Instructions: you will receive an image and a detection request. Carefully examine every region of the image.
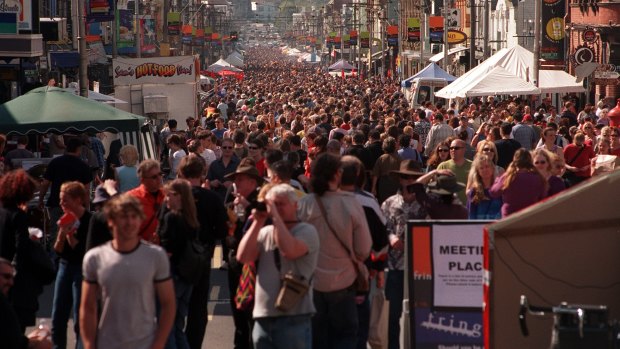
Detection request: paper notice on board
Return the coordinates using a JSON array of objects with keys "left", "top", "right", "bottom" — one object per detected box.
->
[{"left": 432, "top": 224, "right": 484, "bottom": 308}]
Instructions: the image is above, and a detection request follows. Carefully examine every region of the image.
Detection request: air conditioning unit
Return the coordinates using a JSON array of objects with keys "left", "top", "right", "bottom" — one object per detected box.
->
[{"left": 40, "top": 18, "right": 68, "bottom": 42}]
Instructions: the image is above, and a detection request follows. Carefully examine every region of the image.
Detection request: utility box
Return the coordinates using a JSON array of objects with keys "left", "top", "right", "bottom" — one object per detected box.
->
[{"left": 143, "top": 95, "right": 168, "bottom": 114}]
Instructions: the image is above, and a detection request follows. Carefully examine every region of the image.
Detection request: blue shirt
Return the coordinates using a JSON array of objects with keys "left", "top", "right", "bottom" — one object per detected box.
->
[{"left": 467, "top": 188, "right": 502, "bottom": 220}]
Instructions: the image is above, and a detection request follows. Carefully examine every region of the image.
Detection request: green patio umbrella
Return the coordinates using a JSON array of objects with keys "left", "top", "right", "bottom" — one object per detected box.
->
[{"left": 0, "top": 86, "right": 146, "bottom": 135}]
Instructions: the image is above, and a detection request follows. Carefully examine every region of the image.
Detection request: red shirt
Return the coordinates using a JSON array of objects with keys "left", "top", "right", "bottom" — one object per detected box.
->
[
  {"left": 563, "top": 144, "right": 595, "bottom": 178},
  {"left": 127, "top": 184, "right": 165, "bottom": 243}
]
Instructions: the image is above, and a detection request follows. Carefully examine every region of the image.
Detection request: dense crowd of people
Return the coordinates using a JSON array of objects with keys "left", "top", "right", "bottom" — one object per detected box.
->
[{"left": 0, "top": 46, "right": 618, "bottom": 349}]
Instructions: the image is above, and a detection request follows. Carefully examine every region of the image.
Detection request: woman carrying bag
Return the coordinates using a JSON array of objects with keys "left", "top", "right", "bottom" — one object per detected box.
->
[{"left": 297, "top": 153, "right": 372, "bottom": 349}]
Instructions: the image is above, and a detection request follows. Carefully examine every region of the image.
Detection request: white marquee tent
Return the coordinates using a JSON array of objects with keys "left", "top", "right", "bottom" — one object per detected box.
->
[{"left": 436, "top": 45, "right": 585, "bottom": 98}]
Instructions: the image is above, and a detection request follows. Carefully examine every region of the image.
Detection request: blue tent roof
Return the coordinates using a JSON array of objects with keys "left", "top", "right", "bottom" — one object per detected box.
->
[{"left": 401, "top": 62, "right": 457, "bottom": 87}]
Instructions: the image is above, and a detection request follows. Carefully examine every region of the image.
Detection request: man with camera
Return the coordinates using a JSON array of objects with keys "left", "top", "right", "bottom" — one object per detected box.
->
[{"left": 236, "top": 184, "right": 319, "bottom": 349}]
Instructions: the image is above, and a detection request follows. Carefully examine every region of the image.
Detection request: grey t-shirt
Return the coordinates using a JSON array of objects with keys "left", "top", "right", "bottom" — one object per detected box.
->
[
  {"left": 253, "top": 222, "right": 320, "bottom": 319},
  {"left": 83, "top": 241, "right": 171, "bottom": 349}
]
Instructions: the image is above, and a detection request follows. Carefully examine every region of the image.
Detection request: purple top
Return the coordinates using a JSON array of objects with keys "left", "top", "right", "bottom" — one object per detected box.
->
[
  {"left": 489, "top": 171, "right": 546, "bottom": 217},
  {"left": 547, "top": 176, "right": 566, "bottom": 197}
]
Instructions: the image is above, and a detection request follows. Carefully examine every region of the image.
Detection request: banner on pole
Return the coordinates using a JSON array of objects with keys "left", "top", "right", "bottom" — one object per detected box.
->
[
  {"left": 360, "top": 31, "right": 370, "bottom": 48},
  {"left": 387, "top": 25, "right": 398, "bottom": 47},
  {"left": 349, "top": 30, "right": 358, "bottom": 46},
  {"left": 541, "top": 0, "right": 566, "bottom": 66},
  {"left": 167, "top": 12, "right": 180, "bottom": 36},
  {"left": 407, "top": 18, "right": 420, "bottom": 42}
]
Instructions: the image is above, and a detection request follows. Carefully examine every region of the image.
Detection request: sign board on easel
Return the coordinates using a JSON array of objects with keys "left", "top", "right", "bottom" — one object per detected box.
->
[{"left": 406, "top": 221, "right": 491, "bottom": 349}]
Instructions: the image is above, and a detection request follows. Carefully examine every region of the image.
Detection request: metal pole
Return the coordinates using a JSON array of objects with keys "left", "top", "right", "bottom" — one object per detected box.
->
[
  {"left": 135, "top": 0, "right": 141, "bottom": 58},
  {"left": 443, "top": 3, "right": 448, "bottom": 71},
  {"left": 77, "top": 0, "right": 88, "bottom": 97},
  {"left": 533, "top": 0, "right": 541, "bottom": 86},
  {"left": 469, "top": 0, "right": 476, "bottom": 69},
  {"left": 112, "top": 0, "right": 118, "bottom": 58},
  {"left": 398, "top": 0, "right": 403, "bottom": 80},
  {"left": 483, "top": 0, "right": 490, "bottom": 59},
  {"left": 420, "top": 12, "right": 426, "bottom": 70}
]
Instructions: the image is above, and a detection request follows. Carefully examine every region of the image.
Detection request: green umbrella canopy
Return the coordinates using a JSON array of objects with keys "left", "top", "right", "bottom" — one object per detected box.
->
[{"left": 0, "top": 86, "right": 146, "bottom": 135}]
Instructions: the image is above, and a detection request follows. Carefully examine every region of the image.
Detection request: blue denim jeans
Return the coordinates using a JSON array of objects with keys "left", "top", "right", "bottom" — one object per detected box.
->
[
  {"left": 312, "top": 287, "right": 358, "bottom": 349},
  {"left": 165, "top": 274, "right": 193, "bottom": 349},
  {"left": 385, "top": 270, "right": 404, "bottom": 349},
  {"left": 253, "top": 315, "right": 312, "bottom": 349},
  {"left": 51, "top": 261, "right": 83, "bottom": 349}
]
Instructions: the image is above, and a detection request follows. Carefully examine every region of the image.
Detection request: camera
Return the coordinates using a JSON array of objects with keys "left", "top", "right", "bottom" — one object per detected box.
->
[{"left": 256, "top": 201, "right": 267, "bottom": 212}]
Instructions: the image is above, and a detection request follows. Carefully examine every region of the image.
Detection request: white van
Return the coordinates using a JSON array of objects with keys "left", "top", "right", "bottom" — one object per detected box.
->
[{"left": 408, "top": 77, "right": 449, "bottom": 109}]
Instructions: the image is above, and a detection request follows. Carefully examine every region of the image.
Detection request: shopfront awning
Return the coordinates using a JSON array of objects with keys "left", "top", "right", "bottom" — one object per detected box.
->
[
  {"left": 49, "top": 51, "right": 80, "bottom": 69},
  {"left": 428, "top": 46, "right": 469, "bottom": 63}
]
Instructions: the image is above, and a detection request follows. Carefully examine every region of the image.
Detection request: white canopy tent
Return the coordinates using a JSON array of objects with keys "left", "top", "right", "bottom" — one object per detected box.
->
[
  {"left": 225, "top": 54, "right": 244, "bottom": 67},
  {"left": 448, "top": 66, "right": 541, "bottom": 98},
  {"left": 436, "top": 45, "right": 585, "bottom": 98}
]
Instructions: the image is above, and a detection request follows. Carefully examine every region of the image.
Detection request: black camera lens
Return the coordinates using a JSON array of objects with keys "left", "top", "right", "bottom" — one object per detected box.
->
[{"left": 256, "top": 201, "right": 267, "bottom": 212}]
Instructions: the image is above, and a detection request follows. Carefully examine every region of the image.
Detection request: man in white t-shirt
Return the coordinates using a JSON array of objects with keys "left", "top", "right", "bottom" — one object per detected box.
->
[
  {"left": 217, "top": 98, "right": 229, "bottom": 121},
  {"left": 80, "top": 194, "right": 175, "bottom": 349}
]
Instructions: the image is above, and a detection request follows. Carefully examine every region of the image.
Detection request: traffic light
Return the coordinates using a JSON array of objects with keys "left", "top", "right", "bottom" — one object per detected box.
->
[{"left": 230, "top": 31, "right": 238, "bottom": 41}]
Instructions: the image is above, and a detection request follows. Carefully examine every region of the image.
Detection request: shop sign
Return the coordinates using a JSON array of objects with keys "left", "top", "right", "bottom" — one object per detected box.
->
[
  {"left": 0, "top": 0, "right": 32, "bottom": 30},
  {"left": 447, "top": 30, "right": 467, "bottom": 44},
  {"left": 582, "top": 29, "right": 596, "bottom": 43}
]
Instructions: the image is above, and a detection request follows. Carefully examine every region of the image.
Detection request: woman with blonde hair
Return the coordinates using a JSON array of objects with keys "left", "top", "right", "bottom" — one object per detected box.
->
[
  {"left": 489, "top": 149, "right": 547, "bottom": 217},
  {"left": 475, "top": 140, "right": 504, "bottom": 176},
  {"left": 532, "top": 148, "right": 565, "bottom": 196},
  {"left": 157, "top": 179, "right": 199, "bottom": 349},
  {"left": 116, "top": 144, "right": 140, "bottom": 192},
  {"left": 466, "top": 154, "right": 502, "bottom": 219}
]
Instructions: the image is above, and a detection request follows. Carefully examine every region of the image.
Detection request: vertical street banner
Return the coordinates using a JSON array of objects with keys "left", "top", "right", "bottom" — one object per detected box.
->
[
  {"left": 181, "top": 24, "right": 192, "bottom": 45},
  {"left": 350, "top": 30, "right": 358, "bottom": 46},
  {"left": 204, "top": 27, "right": 212, "bottom": 43},
  {"left": 429, "top": 16, "right": 444, "bottom": 44},
  {"left": 407, "top": 18, "right": 420, "bottom": 42},
  {"left": 334, "top": 36, "right": 341, "bottom": 49},
  {"left": 117, "top": 9, "right": 135, "bottom": 48},
  {"left": 407, "top": 221, "right": 488, "bottom": 349},
  {"left": 387, "top": 25, "right": 399, "bottom": 47},
  {"left": 343, "top": 34, "right": 350, "bottom": 49},
  {"left": 167, "top": 12, "right": 180, "bottom": 36},
  {"left": 193, "top": 28, "right": 205, "bottom": 46},
  {"left": 140, "top": 18, "right": 157, "bottom": 54},
  {"left": 541, "top": 0, "right": 566, "bottom": 66},
  {"left": 360, "top": 31, "right": 370, "bottom": 48},
  {"left": 88, "top": 0, "right": 114, "bottom": 22}
]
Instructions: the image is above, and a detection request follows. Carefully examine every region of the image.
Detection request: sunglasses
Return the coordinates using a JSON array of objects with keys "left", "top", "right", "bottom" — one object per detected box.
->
[
  {"left": 144, "top": 173, "right": 162, "bottom": 180},
  {"left": 221, "top": 146, "right": 233, "bottom": 149},
  {"left": 534, "top": 161, "right": 547, "bottom": 165},
  {"left": 482, "top": 148, "right": 494, "bottom": 153},
  {"left": 248, "top": 146, "right": 259, "bottom": 150},
  {"left": 449, "top": 146, "right": 464, "bottom": 150}
]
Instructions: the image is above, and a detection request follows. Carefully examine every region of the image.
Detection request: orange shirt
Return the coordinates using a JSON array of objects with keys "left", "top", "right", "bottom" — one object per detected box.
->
[{"left": 127, "top": 184, "right": 165, "bottom": 243}]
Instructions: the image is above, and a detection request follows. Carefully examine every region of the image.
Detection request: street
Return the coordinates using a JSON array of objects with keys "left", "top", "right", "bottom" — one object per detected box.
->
[{"left": 32, "top": 246, "right": 235, "bottom": 348}]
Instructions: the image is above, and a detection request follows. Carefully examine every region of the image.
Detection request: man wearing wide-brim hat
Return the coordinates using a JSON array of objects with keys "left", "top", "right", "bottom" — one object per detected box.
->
[
  {"left": 413, "top": 169, "right": 469, "bottom": 219},
  {"left": 383, "top": 159, "right": 427, "bottom": 349},
  {"left": 223, "top": 159, "right": 263, "bottom": 349}
]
